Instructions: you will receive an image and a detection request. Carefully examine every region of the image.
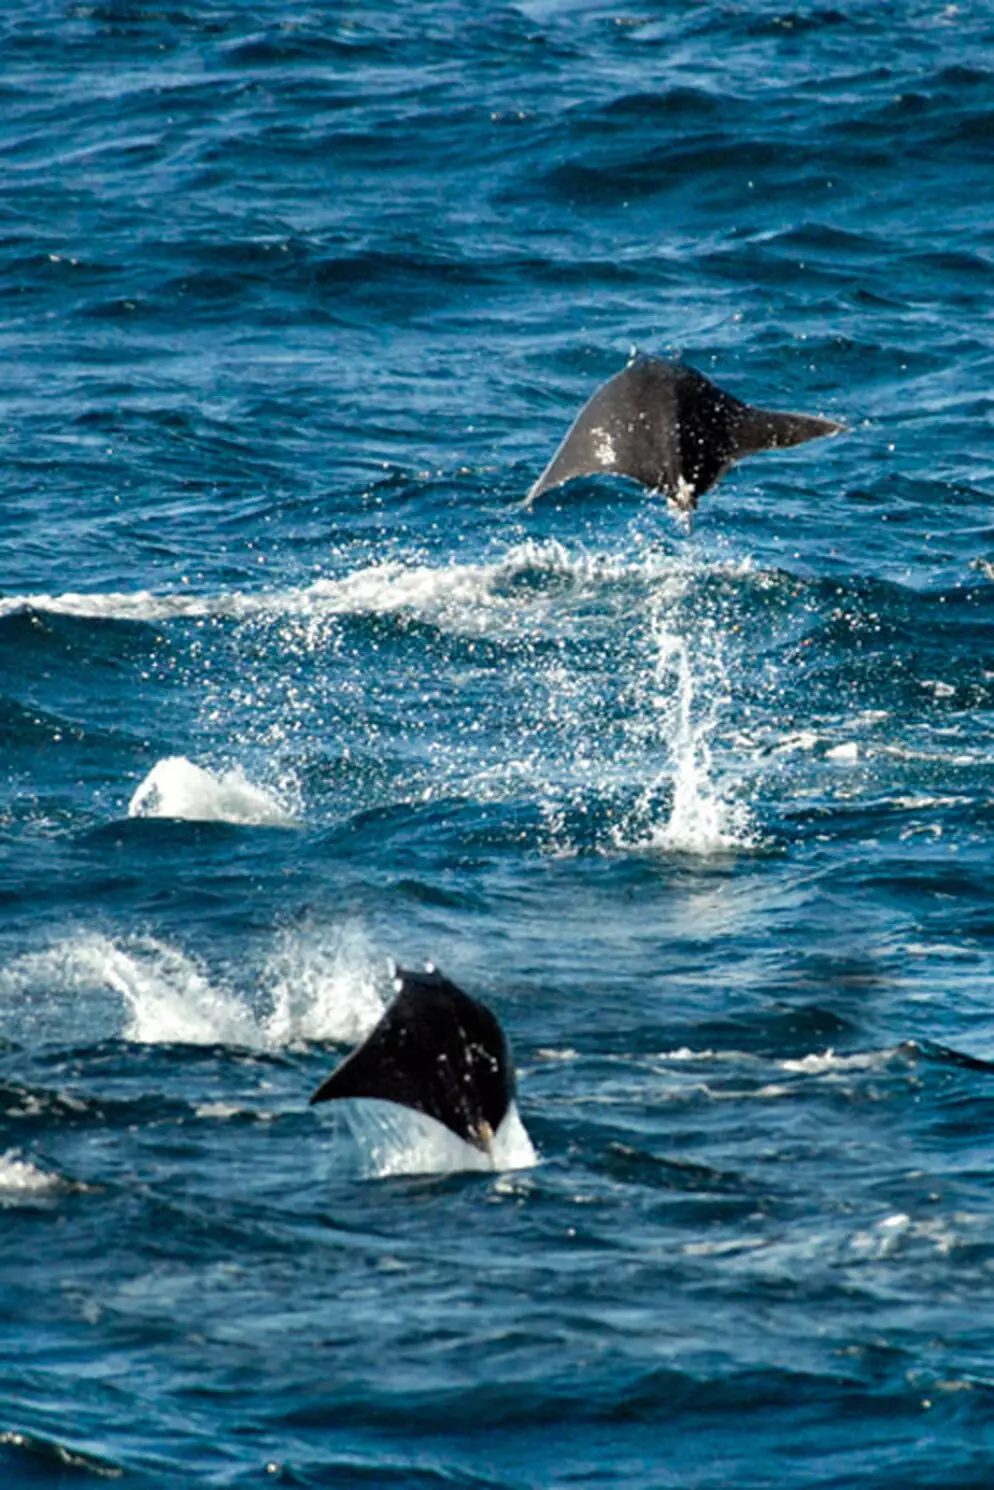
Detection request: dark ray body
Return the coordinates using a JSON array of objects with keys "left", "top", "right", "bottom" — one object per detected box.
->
[
  {"left": 310, "top": 966, "right": 513, "bottom": 1151},
  {"left": 526, "top": 353, "right": 843, "bottom": 509}
]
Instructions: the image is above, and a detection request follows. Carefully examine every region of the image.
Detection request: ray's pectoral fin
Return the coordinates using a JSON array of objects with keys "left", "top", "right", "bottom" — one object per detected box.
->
[
  {"left": 309, "top": 965, "right": 514, "bottom": 1152},
  {"left": 734, "top": 405, "right": 844, "bottom": 458}
]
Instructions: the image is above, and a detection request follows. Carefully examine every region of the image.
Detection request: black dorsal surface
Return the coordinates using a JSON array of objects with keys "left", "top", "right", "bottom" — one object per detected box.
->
[
  {"left": 309, "top": 966, "right": 514, "bottom": 1151},
  {"left": 526, "top": 353, "right": 842, "bottom": 509}
]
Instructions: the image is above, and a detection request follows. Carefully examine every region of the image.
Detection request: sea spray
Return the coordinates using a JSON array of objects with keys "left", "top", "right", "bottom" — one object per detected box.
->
[
  {"left": 262, "top": 924, "right": 385, "bottom": 1047},
  {"left": 48, "top": 542, "right": 758, "bottom": 857},
  {"left": 82, "top": 936, "right": 260, "bottom": 1046},
  {"left": 616, "top": 592, "right": 756, "bottom": 855}
]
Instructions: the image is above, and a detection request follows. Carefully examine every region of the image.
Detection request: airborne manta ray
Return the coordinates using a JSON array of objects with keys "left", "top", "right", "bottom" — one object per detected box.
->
[
  {"left": 309, "top": 965, "right": 515, "bottom": 1153},
  {"left": 525, "top": 352, "right": 844, "bottom": 511}
]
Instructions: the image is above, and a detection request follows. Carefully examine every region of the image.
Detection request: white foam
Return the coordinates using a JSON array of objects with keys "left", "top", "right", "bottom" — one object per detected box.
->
[
  {"left": 128, "top": 757, "right": 296, "bottom": 827},
  {"left": 659, "top": 1047, "right": 721, "bottom": 1062},
  {"left": 194, "top": 1102, "right": 245, "bottom": 1120},
  {"left": 0, "top": 588, "right": 220, "bottom": 622},
  {"left": 0, "top": 1150, "right": 64, "bottom": 1195},
  {"left": 774, "top": 730, "right": 820, "bottom": 754},
  {"left": 0, "top": 544, "right": 565, "bottom": 632},
  {"left": 779, "top": 1048, "right": 891, "bottom": 1075},
  {"left": 0, "top": 540, "right": 716, "bottom": 642},
  {"left": 337, "top": 1099, "right": 538, "bottom": 1178}
]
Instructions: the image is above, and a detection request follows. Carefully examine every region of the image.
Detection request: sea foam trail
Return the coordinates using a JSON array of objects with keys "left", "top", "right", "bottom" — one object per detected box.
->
[{"left": 128, "top": 756, "right": 296, "bottom": 827}]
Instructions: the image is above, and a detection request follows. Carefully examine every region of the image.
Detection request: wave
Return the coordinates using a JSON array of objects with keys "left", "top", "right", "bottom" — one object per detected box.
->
[{"left": 0, "top": 1428, "right": 124, "bottom": 1482}]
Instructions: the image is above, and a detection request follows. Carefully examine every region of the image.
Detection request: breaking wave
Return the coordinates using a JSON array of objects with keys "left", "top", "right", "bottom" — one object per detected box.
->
[{"left": 0, "top": 1151, "right": 68, "bottom": 1199}]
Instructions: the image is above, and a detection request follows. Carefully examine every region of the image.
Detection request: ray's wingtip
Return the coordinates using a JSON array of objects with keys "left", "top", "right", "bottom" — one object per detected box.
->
[{"left": 308, "top": 1077, "right": 331, "bottom": 1106}]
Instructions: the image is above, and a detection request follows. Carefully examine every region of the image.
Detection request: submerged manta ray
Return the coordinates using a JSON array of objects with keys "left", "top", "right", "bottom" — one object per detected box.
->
[
  {"left": 310, "top": 965, "right": 514, "bottom": 1152},
  {"left": 525, "top": 352, "right": 843, "bottom": 510}
]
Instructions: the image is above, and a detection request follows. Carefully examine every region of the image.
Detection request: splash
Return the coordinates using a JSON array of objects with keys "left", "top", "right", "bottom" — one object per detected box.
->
[
  {"left": 649, "top": 635, "right": 751, "bottom": 853},
  {"left": 2, "top": 927, "right": 385, "bottom": 1050},
  {"left": 0, "top": 1151, "right": 66, "bottom": 1197},
  {"left": 128, "top": 756, "right": 296, "bottom": 827},
  {"left": 617, "top": 602, "right": 755, "bottom": 855},
  {"left": 262, "top": 924, "right": 385, "bottom": 1047},
  {"left": 76, "top": 935, "right": 260, "bottom": 1046},
  {"left": 337, "top": 1099, "right": 538, "bottom": 1178},
  {"left": 10, "top": 540, "right": 759, "bottom": 860},
  {"left": 3, "top": 927, "right": 534, "bottom": 1178}
]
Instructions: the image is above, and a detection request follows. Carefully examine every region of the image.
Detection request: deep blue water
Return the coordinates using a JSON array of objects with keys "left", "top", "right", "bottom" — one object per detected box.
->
[{"left": 3, "top": 1, "right": 994, "bottom": 1484}]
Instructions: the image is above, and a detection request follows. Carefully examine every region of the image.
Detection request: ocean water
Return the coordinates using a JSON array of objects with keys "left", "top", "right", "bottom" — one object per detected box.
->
[{"left": 3, "top": 0, "right": 994, "bottom": 1484}]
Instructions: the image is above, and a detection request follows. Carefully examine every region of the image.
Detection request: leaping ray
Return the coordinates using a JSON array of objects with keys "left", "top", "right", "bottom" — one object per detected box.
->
[
  {"left": 309, "top": 965, "right": 514, "bottom": 1153},
  {"left": 525, "top": 353, "right": 843, "bottom": 511}
]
